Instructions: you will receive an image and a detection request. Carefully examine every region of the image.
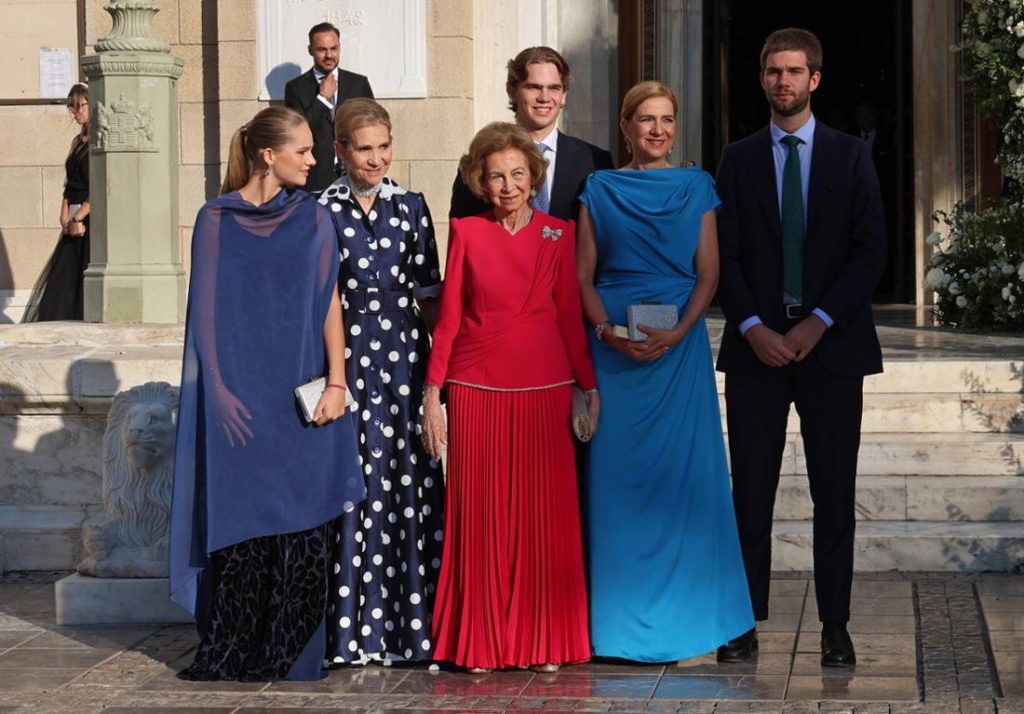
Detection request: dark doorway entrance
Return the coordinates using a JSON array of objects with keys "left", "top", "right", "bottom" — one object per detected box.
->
[{"left": 704, "top": 0, "right": 914, "bottom": 302}]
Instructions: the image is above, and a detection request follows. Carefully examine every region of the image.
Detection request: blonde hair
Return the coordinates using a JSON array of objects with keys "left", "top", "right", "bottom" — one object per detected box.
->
[
  {"left": 334, "top": 98, "right": 392, "bottom": 145},
  {"left": 458, "top": 122, "right": 546, "bottom": 201},
  {"left": 620, "top": 81, "right": 678, "bottom": 123},
  {"left": 221, "top": 107, "right": 307, "bottom": 194}
]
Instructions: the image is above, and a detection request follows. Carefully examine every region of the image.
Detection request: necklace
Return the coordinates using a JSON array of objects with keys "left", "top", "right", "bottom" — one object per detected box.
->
[
  {"left": 351, "top": 181, "right": 381, "bottom": 199},
  {"left": 498, "top": 207, "right": 533, "bottom": 234}
]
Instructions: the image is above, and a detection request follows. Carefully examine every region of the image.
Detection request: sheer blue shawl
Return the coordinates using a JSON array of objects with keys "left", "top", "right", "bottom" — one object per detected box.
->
[{"left": 170, "top": 188, "right": 364, "bottom": 616}]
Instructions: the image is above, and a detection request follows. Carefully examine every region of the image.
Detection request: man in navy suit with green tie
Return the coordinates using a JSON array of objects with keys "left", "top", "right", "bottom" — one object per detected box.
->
[{"left": 714, "top": 28, "right": 887, "bottom": 668}]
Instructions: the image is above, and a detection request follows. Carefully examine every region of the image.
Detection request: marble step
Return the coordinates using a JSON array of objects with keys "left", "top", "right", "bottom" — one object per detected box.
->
[
  {"left": 718, "top": 392, "right": 1024, "bottom": 434},
  {"left": 711, "top": 358, "right": 1024, "bottom": 395},
  {"left": 727, "top": 432, "right": 1024, "bottom": 477},
  {"left": 0, "top": 505, "right": 92, "bottom": 572},
  {"left": 774, "top": 475, "right": 1024, "bottom": 522},
  {"left": 772, "top": 520, "right": 1024, "bottom": 572}
]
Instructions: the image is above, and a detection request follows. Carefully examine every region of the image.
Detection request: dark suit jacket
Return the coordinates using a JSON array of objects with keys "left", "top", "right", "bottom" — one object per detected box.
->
[
  {"left": 715, "top": 121, "right": 887, "bottom": 377},
  {"left": 284, "top": 68, "right": 374, "bottom": 192},
  {"left": 448, "top": 131, "right": 614, "bottom": 220}
]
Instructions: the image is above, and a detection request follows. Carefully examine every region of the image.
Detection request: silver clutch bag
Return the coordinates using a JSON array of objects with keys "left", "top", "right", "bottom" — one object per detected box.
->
[
  {"left": 295, "top": 377, "right": 356, "bottom": 423},
  {"left": 571, "top": 386, "right": 592, "bottom": 442},
  {"left": 626, "top": 303, "right": 678, "bottom": 341}
]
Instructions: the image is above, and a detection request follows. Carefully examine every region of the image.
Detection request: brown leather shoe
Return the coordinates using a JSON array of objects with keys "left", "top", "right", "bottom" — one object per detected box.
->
[{"left": 716, "top": 628, "right": 758, "bottom": 663}]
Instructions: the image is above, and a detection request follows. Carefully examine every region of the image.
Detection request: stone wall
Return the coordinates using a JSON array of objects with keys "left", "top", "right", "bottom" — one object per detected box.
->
[{"left": 0, "top": 0, "right": 482, "bottom": 322}]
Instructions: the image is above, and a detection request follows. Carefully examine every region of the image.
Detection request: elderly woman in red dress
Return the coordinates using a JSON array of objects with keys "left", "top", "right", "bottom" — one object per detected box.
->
[{"left": 421, "top": 122, "right": 598, "bottom": 674}]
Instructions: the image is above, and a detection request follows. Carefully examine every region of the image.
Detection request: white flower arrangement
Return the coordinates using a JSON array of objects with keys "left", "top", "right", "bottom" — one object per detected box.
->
[
  {"left": 926, "top": 1, "right": 1024, "bottom": 330},
  {"left": 927, "top": 201, "right": 1024, "bottom": 330},
  {"left": 958, "top": 0, "right": 1024, "bottom": 181}
]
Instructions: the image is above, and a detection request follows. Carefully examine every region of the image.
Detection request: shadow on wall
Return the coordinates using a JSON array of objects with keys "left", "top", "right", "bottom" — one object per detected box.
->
[
  {"left": 0, "top": 228, "right": 14, "bottom": 324},
  {"left": 265, "top": 62, "right": 303, "bottom": 104}
]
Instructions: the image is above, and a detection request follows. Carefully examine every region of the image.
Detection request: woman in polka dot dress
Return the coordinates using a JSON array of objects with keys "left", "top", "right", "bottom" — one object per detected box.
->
[{"left": 318, "top": 99, "right": 445, "bottom": 665}]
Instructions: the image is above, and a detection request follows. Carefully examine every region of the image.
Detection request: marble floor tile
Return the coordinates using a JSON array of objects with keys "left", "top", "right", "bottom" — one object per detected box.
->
[
  {"left": 791, "top": 652, "right": 917, "bottom": 676},
  {"left": 653, "top": 674, "right": 787, "bottom": 700},
  {"left": 980, "top": 596, "right": 1024, "bottom": 613},
  {"left": 520, "top": 673, "right": 660, "bottom": 699},
  {"left": 1001, "top": 676, "right": 1024, "bottom": 698},
  {"left": 0, "top": 666, "right": 83, "bottom": 690},
  {"left": 784, "top": 674, "right": 919, "bottom": 701},
  {"left": 995, "top": 652, "right": 1024, "bottom": 678},
  {"left": 990, "top": 631, "right": 1024, "bottom": 651},
  {"left": 769, "top": 581, "right": 811, "bottom": 598},
  {"left": 103, "top": 709, "right": 238, "bottom": 713},
  {"left": 759, "top": 612, "right": 802, "bottom": 633},
  {"left": 0, "top": 630, "right": 41, "bottom": 649},
  {"left": 573, "top": 660, "right": 666, "bottom": 675},
  {"left": 0, "top": 647, "right": 114, "bottom": 668},
  {"left": 850, "top": 581, "right": 913, "bottom": 599},
  {"left": 983, "top": 613, "right": 1024, "bottom": 632},
  {"left": 804, "top": 597, "right": 915, "bottom": 617},
  {"left": 845, "top": 615, "right": 916, "bottom": 634},
  {"left": 391, "top": 671, "right": 531, "bottom": 696},
  {"left": 795, "top": 632, "right": 915, "bottom": 655},
  {"left": 978, "top": 579, "right": 1024, "bottom": 597},
  {"left": 755, "top": 632, "right": 798, "bottom": 654},
  {"left": 137, "top": 667, "right": 270, "bottom": 693},
  {"left": 268, "top": 667, "right": 411, "bottom": 695},
  {"left": 766, "top": 596, "right": 807, "bottom": 614},
  {"left": 675, "top": 653, "right": 791, "bottom": 676},
  {"left": 24, "top": 626, "right": 159, "bottom": 649}
]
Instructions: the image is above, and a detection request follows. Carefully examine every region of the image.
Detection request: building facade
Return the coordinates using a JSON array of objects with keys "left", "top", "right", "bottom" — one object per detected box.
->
[{"left": 0, "top": 0, "right": 977, "bottom": 321}]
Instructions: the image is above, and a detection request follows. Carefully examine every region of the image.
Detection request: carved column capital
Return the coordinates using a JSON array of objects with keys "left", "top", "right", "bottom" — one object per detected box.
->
[{"left": 95, "top": 0, "right": 170, "bottom": 54}]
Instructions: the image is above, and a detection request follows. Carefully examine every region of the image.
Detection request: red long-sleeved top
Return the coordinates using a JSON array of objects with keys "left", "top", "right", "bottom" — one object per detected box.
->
[{"left": 426, "top": 212, "right": 597, "bottom": 392}]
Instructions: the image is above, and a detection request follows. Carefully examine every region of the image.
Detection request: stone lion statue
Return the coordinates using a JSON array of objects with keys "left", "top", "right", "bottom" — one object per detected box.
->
[{"left": 78, "top": 382, "right": 179, "bottom": 578}]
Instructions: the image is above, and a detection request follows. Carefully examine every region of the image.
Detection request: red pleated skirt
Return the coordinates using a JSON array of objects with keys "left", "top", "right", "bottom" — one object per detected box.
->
[{"left": 431, "top": 383, "right": 590, "bottom": 669}]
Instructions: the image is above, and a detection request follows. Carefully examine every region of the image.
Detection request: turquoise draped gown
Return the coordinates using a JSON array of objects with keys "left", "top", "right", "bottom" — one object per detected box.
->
[{"left": 581, "top": 168, "right": 754, "bottom": 662}]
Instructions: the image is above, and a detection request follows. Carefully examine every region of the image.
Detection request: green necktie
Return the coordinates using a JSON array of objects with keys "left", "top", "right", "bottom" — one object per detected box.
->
[{"left": 780, "top": 135, "right": 804, "bottom": 298}]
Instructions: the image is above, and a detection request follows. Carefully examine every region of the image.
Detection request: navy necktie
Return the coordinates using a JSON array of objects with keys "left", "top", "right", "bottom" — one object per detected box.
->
[
  {"left": 534, "top": 142, "right": 552, "bottom": 214},
  {"left": 780, "top": 135, "right": 805, "bottom": 299}
]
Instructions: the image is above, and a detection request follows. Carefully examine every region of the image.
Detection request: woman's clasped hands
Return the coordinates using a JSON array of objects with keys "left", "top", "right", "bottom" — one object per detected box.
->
[{"left": 606, "top": 323, "right": 685, "bottom": 363}]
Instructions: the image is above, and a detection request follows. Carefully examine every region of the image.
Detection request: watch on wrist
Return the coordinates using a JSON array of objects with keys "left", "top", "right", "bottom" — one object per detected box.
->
[{"left": 594, "top": 321, "right": 613, "bottom": 341}]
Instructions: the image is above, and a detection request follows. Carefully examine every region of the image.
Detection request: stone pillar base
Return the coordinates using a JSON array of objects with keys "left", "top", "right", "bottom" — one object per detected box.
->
[
  {"left": 83, "top": 266, "right": 186, "bottom": 323},
  {"left": 55, "top": 573, "right": 193, "bottom": 625}
]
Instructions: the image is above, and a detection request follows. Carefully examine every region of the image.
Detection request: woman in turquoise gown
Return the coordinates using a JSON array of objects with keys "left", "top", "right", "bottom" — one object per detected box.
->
[{"left": 577, "top": 81, "right": 754, "bottom": 662}]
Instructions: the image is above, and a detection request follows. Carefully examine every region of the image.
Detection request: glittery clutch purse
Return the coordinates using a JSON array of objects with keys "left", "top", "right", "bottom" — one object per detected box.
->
[
  {"left": 571, "top": 386, "right": 592, "bottom": 442},
  {"left": 295, "top": 377, "right": 355, "bottom": 423},
  {"left": 626, "top": 303, "right": 678, "bottom": 341}
]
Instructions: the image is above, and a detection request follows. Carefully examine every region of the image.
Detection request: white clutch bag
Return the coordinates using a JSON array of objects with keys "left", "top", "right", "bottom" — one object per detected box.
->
[
  {"left": 571, "top": 386, "right": 592, "bottom": 442},
  {"left": 626, "top": 303, "right": 678, "bottom": 341},
  {"left": 295, "top": 377, "right": 356, "bottom": 423}
]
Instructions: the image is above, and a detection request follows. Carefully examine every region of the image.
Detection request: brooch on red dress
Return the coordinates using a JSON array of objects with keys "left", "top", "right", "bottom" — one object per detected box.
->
[{"left": 541, "top": 226, "right": 562, "bottom": 241}]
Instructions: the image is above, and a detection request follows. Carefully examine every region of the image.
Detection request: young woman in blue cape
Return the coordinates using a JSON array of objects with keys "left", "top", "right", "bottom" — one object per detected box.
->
[{"left": 169, "top": 107, "right": 364, "bottom": 681}]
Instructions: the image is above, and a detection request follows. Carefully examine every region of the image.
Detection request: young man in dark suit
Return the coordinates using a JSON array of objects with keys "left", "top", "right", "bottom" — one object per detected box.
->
[
  {"left": 449, "top": 46, "right": 614, "bottom": 221},
  {"left": 284, "top": 23, "right": 374, "bottom": 193},
  {"left": 714, "top": 28, "right": 887, "bottom": 668}
]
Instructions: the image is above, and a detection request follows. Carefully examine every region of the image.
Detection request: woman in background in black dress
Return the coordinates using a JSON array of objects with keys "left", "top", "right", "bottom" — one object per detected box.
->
[{"left": 23, "top": 83, "right": 91, "bottom": 322}]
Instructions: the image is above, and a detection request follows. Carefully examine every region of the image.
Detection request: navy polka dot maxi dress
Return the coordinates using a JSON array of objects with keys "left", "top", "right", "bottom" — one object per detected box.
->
[{"left": 318, "top": 176, "right": 445, "bottom": 665}]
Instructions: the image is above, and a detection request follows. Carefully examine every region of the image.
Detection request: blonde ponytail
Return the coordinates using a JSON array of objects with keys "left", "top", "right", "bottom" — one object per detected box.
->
[{"left": 221, "top": 124, "right": 251, "bottom": 194}]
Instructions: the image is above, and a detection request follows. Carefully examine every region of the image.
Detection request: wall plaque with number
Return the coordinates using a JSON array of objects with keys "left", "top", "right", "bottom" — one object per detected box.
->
[{"left": 258, "top": 0, "right": 427, "bottom": 101}]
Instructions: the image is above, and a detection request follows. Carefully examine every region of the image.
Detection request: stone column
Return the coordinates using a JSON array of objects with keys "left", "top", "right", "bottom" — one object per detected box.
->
[{"left": 81, "top": 0, "right": 186, "bottom": 323}]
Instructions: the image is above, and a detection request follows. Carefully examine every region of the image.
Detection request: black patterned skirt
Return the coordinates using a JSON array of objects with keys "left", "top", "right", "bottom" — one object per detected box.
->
[{"left": 178, "top": 523, "right": 329, "bottom": 682}]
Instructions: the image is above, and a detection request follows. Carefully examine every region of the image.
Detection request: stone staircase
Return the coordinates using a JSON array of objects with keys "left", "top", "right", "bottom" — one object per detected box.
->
[
  {"left": 732, "top": 356, "right": 1024, "bottom": 572},
  {"left": 0, "top": 320, "right": 1022, "bottom": 573}
]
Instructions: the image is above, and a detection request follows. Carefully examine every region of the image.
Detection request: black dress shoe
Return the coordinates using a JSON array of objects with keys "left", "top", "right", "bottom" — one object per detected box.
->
[
  {"left": 716, "top": 628, "right": 758, "bottom": 663},
  {"left": 821, "top": 623, "right": 856, "bottom": 667}
]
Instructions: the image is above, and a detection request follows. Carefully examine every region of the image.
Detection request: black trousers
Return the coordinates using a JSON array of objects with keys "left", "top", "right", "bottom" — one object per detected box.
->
[{"left": 724, "top": 356, "right": 864, "bottom": 624}]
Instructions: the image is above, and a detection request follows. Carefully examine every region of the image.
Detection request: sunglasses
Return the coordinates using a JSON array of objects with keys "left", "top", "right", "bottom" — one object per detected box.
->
[{"left": 66, "top": 102, "right": 87, "bottom": 110}]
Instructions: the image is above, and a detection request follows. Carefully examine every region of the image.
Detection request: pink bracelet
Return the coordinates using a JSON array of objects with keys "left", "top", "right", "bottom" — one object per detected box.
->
[{"left": 326, "top": 383, "right": 346, "bottom": 391}]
